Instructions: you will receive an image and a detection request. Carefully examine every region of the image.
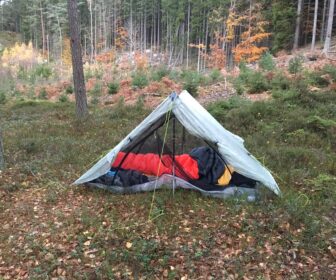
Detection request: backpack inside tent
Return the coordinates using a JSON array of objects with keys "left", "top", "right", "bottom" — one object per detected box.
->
[{"left": 74, "top": 91, "right": 281, "bottom": 200}]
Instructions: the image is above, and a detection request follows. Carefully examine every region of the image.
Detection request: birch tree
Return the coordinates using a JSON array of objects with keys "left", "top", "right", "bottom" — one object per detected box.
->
[
  {"left": 0, "top": 129, "right": 5, "bottom": 170},
  {"left": 311, "top": 0, "right": 319, "bottom": 50},
  {"left": 293, "top": 0, "right": 303, "bottom": 50},
  {"left": 323, "top": 0, "right": 335, "bottom": 54}
]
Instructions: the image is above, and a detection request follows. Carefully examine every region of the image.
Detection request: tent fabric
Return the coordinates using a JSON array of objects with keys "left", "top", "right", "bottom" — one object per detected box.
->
[
  {"left": 86, "top": 174, "right": 258, "bottom": 201},
  {"left": 74, "top": 90, "right": 280, "bottom": 195}
]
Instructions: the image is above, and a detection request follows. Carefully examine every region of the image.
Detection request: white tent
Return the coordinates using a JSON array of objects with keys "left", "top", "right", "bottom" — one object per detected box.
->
[{"left": 74, "top": 91, "right": 280, "bottom": 196}]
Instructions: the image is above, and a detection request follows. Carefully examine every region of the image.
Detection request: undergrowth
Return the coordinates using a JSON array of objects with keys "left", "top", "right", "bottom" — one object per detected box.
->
[{"left": 0, "top": 83, "right": 335, "bottom": 278}]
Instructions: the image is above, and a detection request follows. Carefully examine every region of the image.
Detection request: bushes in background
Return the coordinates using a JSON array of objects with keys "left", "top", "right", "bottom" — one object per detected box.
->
[
  {"left": 108, "top": 81, "right": 120, "bottom": 95},
  {"left": 132, "top": 72, "right": 149, "bottom": 89},
  {"left": 208, "top": 69, "right": 222, "bottom": 83},
  {"left": 0, "top": 91, "right": 7, "bottom": 104},
  {"left": 232, "top": 63, "right": 270, "bottom": 94},
  {"left": 35, "top": 63, "right": 53, "bottom": 79},
  {"left": 181, "top": 70, "right": 203, "bottom": 97},
  {"left": 259, "top": 52, "right": 275, "bottom": 71},
  {"left": 288, "top": 55, "right": 304, "bottom": 74},
  {"left": 151, "top": 66, "right": 170, "bottom": 81}
]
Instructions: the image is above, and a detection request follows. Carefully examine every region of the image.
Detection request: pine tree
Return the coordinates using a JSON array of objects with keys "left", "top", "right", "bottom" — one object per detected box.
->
[{"left": 67, "top": 0, "right": 88, "bottom": 120}]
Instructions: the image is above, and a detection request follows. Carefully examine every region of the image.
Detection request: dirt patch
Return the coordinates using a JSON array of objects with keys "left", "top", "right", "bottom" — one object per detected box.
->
[
  {"left": 198, "top": 82, "right": 235, "bottom": 105},
  {"left": 245, "top": 92, "right": 272, "bottom": 102}
]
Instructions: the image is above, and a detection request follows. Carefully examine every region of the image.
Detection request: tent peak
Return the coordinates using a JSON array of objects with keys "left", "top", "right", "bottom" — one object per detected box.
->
[{"left": 169, "top": 91, "right": 178, "bottom": 101}]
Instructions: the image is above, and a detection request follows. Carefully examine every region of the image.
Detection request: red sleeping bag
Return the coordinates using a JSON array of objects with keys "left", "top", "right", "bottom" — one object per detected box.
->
[{"left": 112, "top": 152, "right": 199, "bottom": 180}]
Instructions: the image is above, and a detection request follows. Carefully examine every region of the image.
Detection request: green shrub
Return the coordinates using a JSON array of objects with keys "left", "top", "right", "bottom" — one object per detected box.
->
[
  {"left": 85, "top": 67, "right": 104, "bottom": 81},
  {"left": 0, "top": 91, "right": 7, "bottom": 104},
  {"left": 306, "top": 115, "right": 336, "bottom": 133},
  {"left": 259, "top": 52, "right": 275, "bottom": 71},
  {"left": 89, "top": 82, "right": 102, "bottom": 96},
  {"left": 65, "top": 85, "right": 74, "bottom": 94},
  {"left": 17, "top": 66, "right": 28, "bottom": 80},
  {"left": 168, "top": 69, "right": 180, "bottom": 82},
  {"left": 237, "top": 62, "right": 253, "bottom": 83},
  {"left": 231, "top": 78, "right": 245, "bottom": 95},
  {"left": 246, "top": 71, "right": 270, "bottom": 93},
  {"left": 209, "top": 69, "right": 222, "bottom": 83},
  {"left": 58, "top": 94, "right": 68, "bottom": 103},
  {"left": 151, "top": 66, "right": 170, "bottom": 81},
  {"left": 181, "top": 70, "right": 204, "bottom": 97},
  {"left": 232, "top": 64, "right": 270, "bottom": 94},
  {"left": 321, "top": 64, "right": 336, "bottom": 81},
  {"left": 132, "top": 72, "right": 148, "bottom": 89},
  {"left": 38, "top": 88, "right": 48, "bottom": 100},
  {"left": 35, "top": 63, "right": 53, "bottom": 79},
  {"left": 84, "top": 68, "right": 93, "bottom": 81},
  {"left": 271, "top": 71, "right": 291, "bottom": 90},
  {"left": 91, "top": 97, "right": 99, "bottom": 105},
  {"left": 208, "top": 97, "right": 250, "bottom": 118},
  {"left": 272, "top": 88, "right": 296, "bottom": 99},
  {"left": 304, "top": 71, "right": 329, "bottom": 88},
  {"left": 107, "top": 82, "right": 120, "bottom": 95},
  {"left": 288, "top": 55, "right": 304, "bottom": 74}
]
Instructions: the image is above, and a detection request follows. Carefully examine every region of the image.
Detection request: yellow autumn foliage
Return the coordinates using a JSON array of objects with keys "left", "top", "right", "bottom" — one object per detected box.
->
[
  {"left": 62, "top": 38, "right": 72, "bottom": 66},
  {"left": 1, "top": 41, "right": 44, "bottom": 76}
]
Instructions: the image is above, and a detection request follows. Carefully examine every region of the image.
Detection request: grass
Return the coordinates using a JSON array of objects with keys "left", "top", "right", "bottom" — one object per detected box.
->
[{"left": 0, "top": 85, "right": 336, "bottom": 278}]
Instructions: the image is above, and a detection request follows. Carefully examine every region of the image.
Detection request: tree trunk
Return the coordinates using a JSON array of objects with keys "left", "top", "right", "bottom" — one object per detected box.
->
[
  {"left": 103, "top": 1, "right": 107, "bottom": 50},
  {"left": 323, "top": 0, "right": 335, "bottom": 54},
  {"left": 144, "top": 0, "right": 147, "bottom": 51},
  {"left": 311, "top": 0, "right": 319, "bottom": 50},
  {"left": 56, "top": 13, "right": 63, "bottom": 65},
  {"left": 46, "top": 33, "right": 50, "bottom": 62},
  {"left": 305, "top": 0, "right": 312, "bottom": 45},
  {"left": 197, "top": 38, "right": 201, "bottom": 72},
  {"left": 320, "top": 0, "right": 328, "bottom": 43},
  {"left": 130, "top": 0, "right": 133, "bottom": 53},
  {"left": 89, "top": 0, "right": 94, "bottom": 62},
  {"left": 0, "top": 5, "right": 2, "bottom": 32},
  {"left": 0, "top": 129, "right": 5, "bottom": 170},
  {"left": 186, "top": 1, "right": 190, "bottom": 69},
  {"left": 157, "top": 1, "right": 160, "bottom": 58},
  {"left": 293, "top": 0, "right": 303, "bottom": 50},
  {"left": 94, "top": 1, "right": 97, "bottom": 58},
  {"left": 67, "top": 0, "right": 89, "bottom": 120},
  {"left": 40, "top": 0, "right": 46, "bottom": 56}
]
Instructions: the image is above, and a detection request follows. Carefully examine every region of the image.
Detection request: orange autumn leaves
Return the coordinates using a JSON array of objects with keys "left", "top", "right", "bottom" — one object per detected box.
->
[
  {"left": 229, "top": 5, "right": 271, "bottom": 63},
  {"left": 189, "top": 4, "right": 270, "bottom": 69}
]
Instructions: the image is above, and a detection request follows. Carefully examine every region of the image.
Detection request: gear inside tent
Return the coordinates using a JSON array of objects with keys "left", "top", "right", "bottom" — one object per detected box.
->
[{"left": 74, "top": 91, "right": 281, "bottom": 200}]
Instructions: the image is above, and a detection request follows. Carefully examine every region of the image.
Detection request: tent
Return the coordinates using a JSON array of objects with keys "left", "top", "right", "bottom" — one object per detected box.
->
[{"left": 74, "top": 91, "right": 280, "bottom": 199}]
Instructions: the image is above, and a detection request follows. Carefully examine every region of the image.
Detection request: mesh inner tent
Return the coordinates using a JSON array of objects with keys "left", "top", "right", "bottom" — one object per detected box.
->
[{"left": 110, "top": 113, "right": 235, "bottom": 190}]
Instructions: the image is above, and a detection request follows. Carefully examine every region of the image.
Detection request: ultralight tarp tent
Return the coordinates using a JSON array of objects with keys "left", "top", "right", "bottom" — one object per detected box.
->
[{"left": 74, "top": 91, "right": 281, "bottom": 197}]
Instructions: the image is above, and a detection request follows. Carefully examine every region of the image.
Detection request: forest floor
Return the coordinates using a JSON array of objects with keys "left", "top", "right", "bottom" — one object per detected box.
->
[{"left": 1, "top": 81, "right": 335, "bottom": 279}]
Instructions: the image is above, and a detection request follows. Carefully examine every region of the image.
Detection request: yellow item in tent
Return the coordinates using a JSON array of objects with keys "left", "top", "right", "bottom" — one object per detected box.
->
[{"left": 217, "top": 166, "right": 234, "bottom": 186}]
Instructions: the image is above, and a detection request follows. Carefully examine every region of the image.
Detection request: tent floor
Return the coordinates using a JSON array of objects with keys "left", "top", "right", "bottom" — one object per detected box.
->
[{"left": 86, "top": 174, "right": 258, "bottom": 201}]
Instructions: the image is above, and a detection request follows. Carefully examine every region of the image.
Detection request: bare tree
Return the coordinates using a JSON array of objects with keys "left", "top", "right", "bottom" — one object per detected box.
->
[
  {"left": 40, "top": 0, "right": 46, "bottom": 56},
  {"left": 293, "top": 0, "right": 303, "bottom": 50},
  {"left": 186, "top": 1, "right": 191, "bottom": 69},
  {"left": 311, "top": 0, "right": 319, "bottom": 50},
  {"left": 320, "top": 0, "right": 328, "bottom": 43},
  {"left": 88, "top": 0, "right": 94, "bottom": 62},
  {"left": 0, "top": 129, "right": 5, "bottom": 170},
  {"left": 67, "top": 0, "right": 88, "bottom": 120},
  {"left": 323, "top": 0, "right": 335, "bottom": 54}
]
